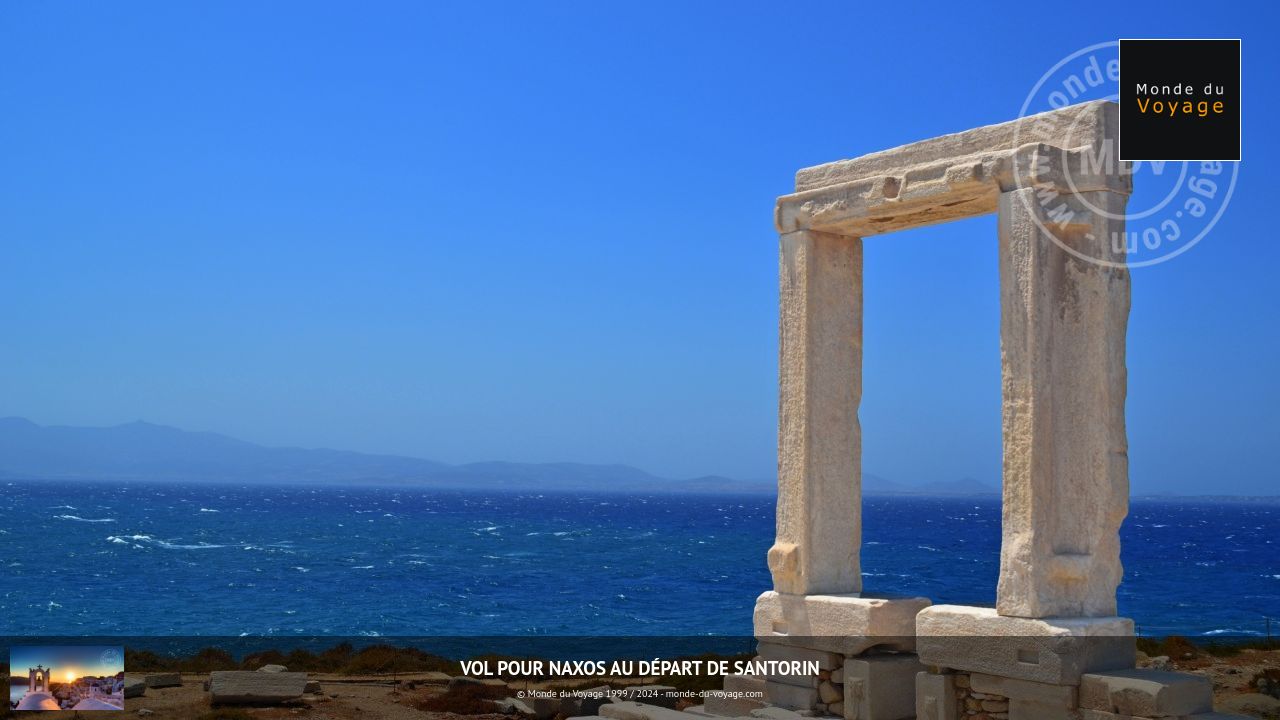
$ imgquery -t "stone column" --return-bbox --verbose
[769,228,863,597]
[996,187,1131,619]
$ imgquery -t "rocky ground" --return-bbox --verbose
[1138,646,1280,719]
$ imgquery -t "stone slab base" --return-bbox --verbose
[915,605,1135,685]
[754,591,928,655]
[1079,668,1213,717]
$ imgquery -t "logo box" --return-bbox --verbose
[1119,39,1241,161]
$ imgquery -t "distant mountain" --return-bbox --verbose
[0,417,1002,496]
[0,418,775,494]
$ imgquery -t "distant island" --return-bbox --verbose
[0,417,1006,496]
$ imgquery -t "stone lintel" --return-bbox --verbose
[754,591,927,655]
[774,141,1131,237]
[794,100,1117,192]
[915,605,1135,685]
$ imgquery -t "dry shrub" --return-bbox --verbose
[413,683,508,714]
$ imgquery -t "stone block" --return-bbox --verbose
[915,672,957,720]
[1079,669,1212,716]
[1008,698,1081,720]
[970,672,1076,706]
[715,677,766,716]
[209,670,307,705]
[123,678,147,698]
[725,674,766,695]
[843,654,922,720]
[916,605,1135,685]
[766,680,819,710]
[449,675,509,690]
[304,680,322,694]
[529,695,569,719]
[495,697,536,715]
[145,672,182,688]
[754,591,927,655]
[579,686,615,715]
[705,691,766,717]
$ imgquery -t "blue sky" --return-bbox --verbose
[0,2,1275,494]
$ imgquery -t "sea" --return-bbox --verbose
[1,480,1277,639]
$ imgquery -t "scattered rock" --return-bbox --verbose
[145,673,182,688]
[136,710,155,717]
[258,664,289,673]
[1149,656,1172,671]
[1257,670,1280,699]
[579,685,615,715]
[528,695,571,719]
[1219,693,1280,720]
[750,709,807,720]
[304,680,322,694]
[493,697,536,715]
[449,675,508,690]
[209,670,307,705]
